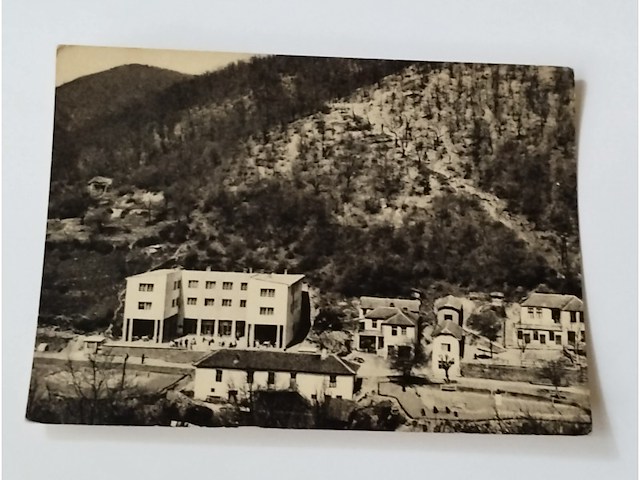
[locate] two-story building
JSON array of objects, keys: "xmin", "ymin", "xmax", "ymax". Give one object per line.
[
  {"xmin": 431, "ymin": 319, "xmax": 464, "ymax": 381},
  {"xmin": 122, "ymin": 268, "xmax": 305, "ymax": 349},
  {"xmin": 193, "ymin": 349, "xmax": 359, "ymax": 402},
  {"xmin": 355, "ymin": 303, "xmax": 418, "ymax": 359},
  {"xmin": 517, "ymin": 292, "xmax": 585, "ymax": 350}
]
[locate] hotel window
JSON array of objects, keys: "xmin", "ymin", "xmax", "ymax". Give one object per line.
[
  {"xmin": 536, "ymin": 308, "xmax": 543, "ymax": 318},
  {"xmin": 549, "ymin": 331, "xmax": 554, "ymax": 341},
  {"xmin": 139, "ymin": 283, "xmax": 154, "ymax": 292},
  {"xmin": 222, "ymin": 299, "xmax": 232, "ymax": 307},
  {"xmin": 311, "ymin": 394, "xmax": 317, "ymax": 400},
  {"xmin": 267, "ymin": 372, "xmax": 275, "ymax": 385},
  {"xmin": 527, "ymin": 307, "xmax": 534, "ymax": 318},
  {"xmin": 260, "ymin": 307, "xmax": 274, "ymax": 315},
  {"xmin": 533, "ymin": 331, "xmax": 539, "ymax": 341},
  {"xmin": 551, "ymin": 309, "xmax": 561, "ymax": 323},
  {"xmin": 371, "ymin": 320, "xmax": 378, "ymax": 329},
  {"xmin": 329, "ymin": 375, "xmax": 337, "ymax": 388},
  {"xmin": 219, "ymin": 321, "xmax": 232, "ymax": 336},
  {"xmin": 188, "ymin": 280, "xmax": 199, "ymax": 288},
  {"xmin": 570, "ymin": 311, "xmax": 577, "ymax": 323},
  {"xmin": 205, "ymin": 281, "xmax": 216, "ymax": 289},
  {"xmin": 240, "ymin": 282, "xmax": 248, "ymax": 291},
  {"xmin": 540, "ymin": 334, "xmax": 546, "ymax": 344},
  {"xmin": 555, "ymin": 336, "xmax": 562, "ymax": 345},
  {"xmin": 246, "ymin": 371, "xmax": 254, "ymax": 383},
  {"xmin": 391, "ymin": 326, "xmax": 398, "ymax": 336},
  {"xmin": 517, "ymin": 330, "xmax": 523, "ymax": 339},
  {"xmin": 222, "ymin": 282, "xmax": 233, "ymax": 290},
  {"xmin": 187, "ymin": 298, "xmax": 197, "ymax": 306},
  {"xmin": 444, "ymin": 313, "xmax": 453, "ymax": 321},
  {"xmin": 204, "ymin": 298, "xmax": 215, "ymax": 306},
  {"xmin": 240, "ymin": 300, "xmax": 247, "ymax": 308},
  {"xmin": 401, "ymin": 327, "xmax": 407, "ymax": 336},
  {"xmin": 443, "ymin": 343, "xmax": 451, "ymax": 352},
  {"xmin": 260, "ymin": 288, "xmax": 276, "ymax": 297},
  {"xmin": 215, "ymin": 370, "xmax": 223, "ymax": 382},
  {"xmin": 138, "ymin": 302, "xmax": 152, "ymax": 310},
  {"xmin": 290, "ymin": 372, "xmax": 297, "ymax": 381},
  {"xmin": 171, "ymin": 299, "xmax": 176, "ymax": 307}
]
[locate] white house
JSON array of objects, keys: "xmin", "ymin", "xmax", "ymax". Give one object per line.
[
  {"xmin": 517, "ymin": 293, "xmax": 585, "ymax": 350},
  {"xmin": 122, "ymin": 268, "xmax": 305, "ymax": 349},
  {"xmin": 193, "ymin": 349, "xmax": 359, "ymax": 402},
  {"xmin": 355, "ymin": 305, "xmax": 418, "ymax": 359},
  {"xmin": 431, "ymin": 320, "xmax": 463, "ymax": 381}
]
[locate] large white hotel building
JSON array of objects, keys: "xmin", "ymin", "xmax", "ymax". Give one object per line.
[{"xmin": 122, "ymin": 268, "xmax": 305, "ymax": 349}]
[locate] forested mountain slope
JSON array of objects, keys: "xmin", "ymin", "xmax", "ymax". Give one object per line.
[{"xmin": 39, "ymin": 55, "xmax": 581, "ymax": 332}]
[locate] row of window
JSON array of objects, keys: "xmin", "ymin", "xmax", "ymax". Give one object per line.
[
  {"xmin": 185, "ymin": 298, "xmax": 247, "ymax": 307},
  {"xmin": 359, "ymin": 322, "xmax": 408, "ymax": 336},
  {"xmin": 187, "ymin": 280, "xmax": 247, "ymax": 290},
  {"xmin": 214, "ymin": 370, "xmax": 337, "ymax": 387},
  {"xmin": 518, "ymin": 330, "xmax": 562, "ymax": 344},
  {"xmin": 139, "ymin": 283, "xmax": 154, "ymax": 292},
  {"xmin": 519, "ymin": 330, "xmax": 585, "ymax": 344},
  {"xmin": 139, "ymin": 299, "xmax": 274, "ymax": 313},
  {"xmin": 526, "ymin": 307, "xmax": 584, "ymax": 323}
]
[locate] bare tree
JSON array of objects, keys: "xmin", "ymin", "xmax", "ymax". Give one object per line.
[
  {"xmin": 539, "ymin": 358, "xmax": 569, "ymax": 397},
  {"xmin": 438, "ymin": 355, "xmax": 456, "ymax": 383}
]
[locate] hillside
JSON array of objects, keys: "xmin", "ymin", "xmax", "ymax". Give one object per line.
[
  {"xmin": 38, "ymin": 55, "xmax": 581, "ymax": 333},
  {"xmin": 54, "ymin": 64, "xmax": 190, "ymax": 132}
]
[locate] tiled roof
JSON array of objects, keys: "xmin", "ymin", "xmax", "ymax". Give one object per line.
[
  {"xmin": 365, "ymin": 306, "xmax": 401, "ymax": 320},
  {"xmin": 384, "ymin": 311, "xmax": 417, "ymax": 327},
  {"xmin": 432, "ymin": 320, "xmax": 464, "ymax": 340},
  {"xmin": 360, "ymin": 296, "xmax": 420, "ymax": 313},
  {"xmin": 521, "ymin": 293, "xmax": 583, "ymax": 311},
  {"xmin": 434, "ymin": 294, "xmax": 465, "ymax": 311},
  {"xmin": 194, "ymin": 349, "xmax": 357, "ymax": 376}
]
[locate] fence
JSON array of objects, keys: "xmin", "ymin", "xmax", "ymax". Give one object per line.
[{"xmin": 461, "ymin": 362, "xmax": 588, "ymax": 385}]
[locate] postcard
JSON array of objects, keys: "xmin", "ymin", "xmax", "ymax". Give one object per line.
[{"xmin": 27, "ymin": 45, "xmax": 590, "ymax": 434}]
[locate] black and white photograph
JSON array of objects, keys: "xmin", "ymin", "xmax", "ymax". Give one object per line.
[{"xmin": 27, "ymin": 45, "xmax": 592, "ymax": 434}]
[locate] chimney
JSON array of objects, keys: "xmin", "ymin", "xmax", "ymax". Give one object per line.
[
  {"xmin": 284, "ymin": 268, "xmax": 288, "ymax": 275},
  {"xmin": 205, "ymin": 266, "xmax": 211, "ymax": 272},
  {"xmin": 249, "ymin": 267, "xmax": 253, "ymax": 273},
  {"xmin": 320, "ymin": 348, "xmax": 329, "ymax": 360}
]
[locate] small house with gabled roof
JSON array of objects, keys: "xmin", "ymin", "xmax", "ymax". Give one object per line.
[
  {"xmin": 355, "ymin": 302, "xmax": 418, "ymax": 359},
  {"xmin": 431, "ymin": 320, "xmax": 464, "ymax": 381}
]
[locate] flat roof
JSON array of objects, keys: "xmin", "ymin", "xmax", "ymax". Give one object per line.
[{"xmin": 127, "ymin": 269, "xmax": 305, "ymax": 285}]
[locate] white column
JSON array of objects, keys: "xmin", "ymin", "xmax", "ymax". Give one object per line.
[
  {"xmin": 276, "ymin": 326, "xmax": 282, "ymax": 349},
  {"xmin": 158, "ymin": 319, "xmax": 164, "ymax": 343},
  {"xmin": 196, "ymin": 318, "xmax": 202, "ymax": 336},
  {"xmin": 127, "ymin": 318, "xmax": 134, "ymax": 342}
]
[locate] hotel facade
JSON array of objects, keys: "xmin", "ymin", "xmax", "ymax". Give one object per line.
[{"xmin": 122, "ymin": 268, "xmax": 305, "ymax": 349}]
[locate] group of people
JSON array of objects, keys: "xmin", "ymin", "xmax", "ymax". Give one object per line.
[{"xmin": 169, "ymin": 335, "xmax": 239, "ymax": 350}]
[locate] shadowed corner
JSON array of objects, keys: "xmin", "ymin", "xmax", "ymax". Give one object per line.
[{"xmin": 574, "ymin": 79, "xmax": 586, "ymax": 162}]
